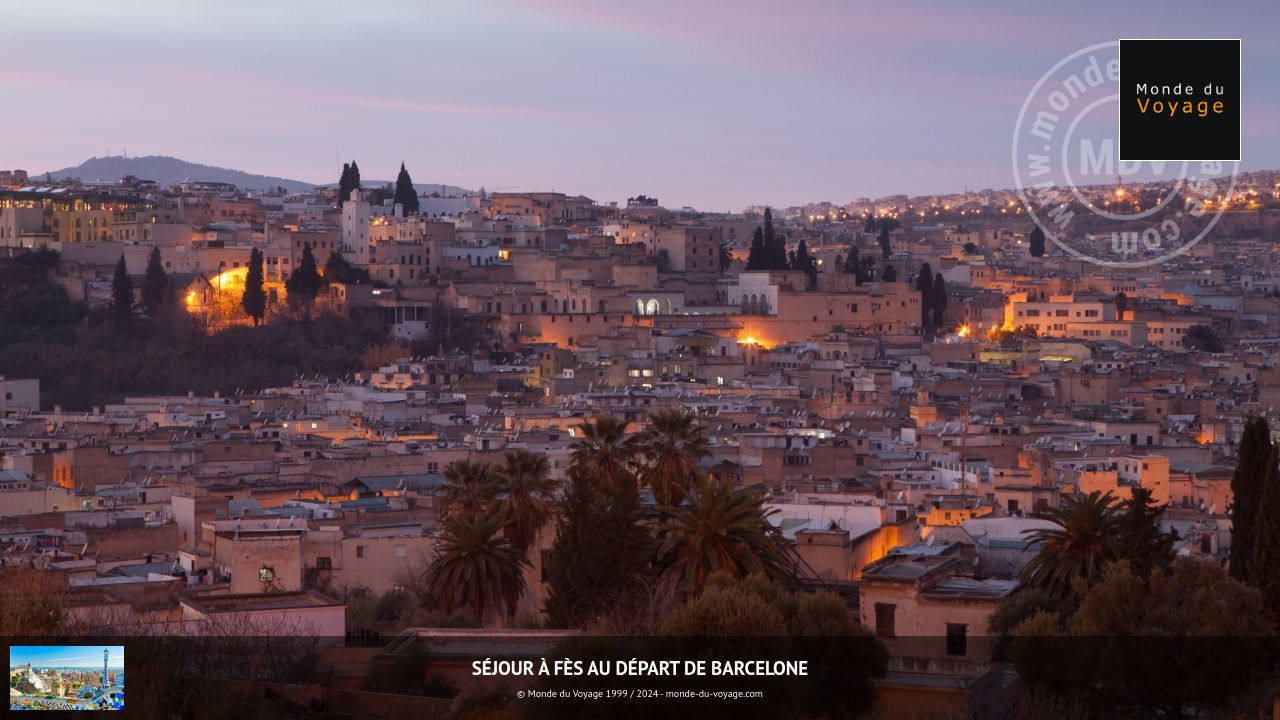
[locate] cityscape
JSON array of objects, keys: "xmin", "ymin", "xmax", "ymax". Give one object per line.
[
  {"xmin": 3, "ymin": 2, "xmax": 1280, "ymax": 720},
  {"xmin": 9, "ymin": 646, "xmax": 124, "ymax": 711}
]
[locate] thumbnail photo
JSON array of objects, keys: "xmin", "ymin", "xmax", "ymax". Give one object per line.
[{"xmin": 9, "ymin": 646, "xmax": 124, "ymax": 711}]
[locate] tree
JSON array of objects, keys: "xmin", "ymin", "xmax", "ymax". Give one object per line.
[
  {"xmin": 1114, "ymin": 291, "xmax": 1128, "ymax": 318},
  {"xmin": 567, "ymin": 416, "xmax": 637, "ymax": 496},
  {"xmin": 745, "ymin": 227, "xmax": 766, "ymax": 271},
  {"xmin": 544, "ymin": 470, "xmax": 653, "ymax": 628},
  {"xmin": 438, "ymin": 460, "xmax": 500, "ymax": 520},
  {"xmin": 931, "ymin": 273, "xmax": 948, "ymax": 328},
  {"xmin": 1011, "ymin": 560, "xmax": 1276, "ymax": 719},
  {"xmin": 635, "ymin": 409, "xmax": 709, "ymax": 508},
  {"xmin": 1020, "ymin": 491, "xmax": 1120, "ymax": 599},
  {"xmin": 1114, "ymin": 486, "xmax": 1177, "ymax": 578},
  {"xmin": 141, "ymin": 246, "xmax": 169, "ymax": 314},
  {"xmin": 323, "ymin": 250, "xmax": 371, "ymax": 285},
  {"xmin": 338, "ymin": 160, "xmax": 362, "ymax": 203},
  {"xmin": 656, "ymin": 478, "xmax": 790, "ymax": 594},
  {"xmin": 878, "ymin": 225, "xmax": 891, "ymax": 259},
  {"xmin": 424, "ymin": 510, "xmax": 528, "ymax": 622},
  {"xmin": 285, "ymin": 242, "xmax": 323, "ymax": 306},
  {"xmin": 495, "ymin": 449, "xmax": 556, "ymax": 554},
  {"xmin": 916, "ymin": 263, "xmax": 934, "ymax": 330},
  {"xmin": 1230, "ymin": 416, "xmax": 1271, "ymax": 582},
  {"xmin": 1252, "ymin": 443, "xmax": 1280, "ymax": 617},
  {"xmin": 1183, "ymin": 324, "xmax": 1224, "ymax": 352},
  {"xmin": 241, "ymin": 247, "xmax": 266, "ymax": 326},
  {"xmin": 718, "ymin": 243, "xmax": 733, "ymax": 273},
  {"xmin": 963, "ymin": 241, "xmax": 978, "ymax": 254},
  {"xmin": 393, "ymin": 162, "xmax": 420, "ymax": 215},
  {"xmin": 881, "ymin": 263, "xmax": 897, "ymax": 282},
  {"xmin": 763, "ymin": 207, "xmax": 786, "ymax": 270},
  {"xmin": 109, "ymin": 254, "xmax": 133, "ymax": 322},
  {"xmin": 1029, "ymin": 225, "xmax": 1046, "ymax": 257}
]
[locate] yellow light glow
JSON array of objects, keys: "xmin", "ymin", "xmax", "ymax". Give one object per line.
[{"xmin": 957, "ymin": 324, "xmax": 971, "ymax": 338}]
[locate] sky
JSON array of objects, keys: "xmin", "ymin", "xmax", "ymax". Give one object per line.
[
  {"xmin": 10, "ymin": 646, "xmax": 124, "ymax": 669},
  {"xmin": 3, "ymin": 0, "xmax": 1277, "ymax": 210}
]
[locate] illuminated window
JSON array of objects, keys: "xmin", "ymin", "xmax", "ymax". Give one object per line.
[{"xmin": 259, "ymin": 566, "xmax": 275, "ymax": 582}]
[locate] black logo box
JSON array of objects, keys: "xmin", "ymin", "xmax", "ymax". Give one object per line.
[{"xmin": 1119, "ymin": 39, "xmax": 1241, "ymax": 162}]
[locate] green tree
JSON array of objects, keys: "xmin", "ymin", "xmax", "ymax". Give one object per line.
[
  {"xmin": 656, "ymin": 478, "xmax": 790, "ymax": 593},
  {"xmin": 1114, "ymin": 486, "xmax": 1177, "ymax": 578},
  {"xmin": 1029, "ymin": 225, "xmax": 1046, "ymax": 257},
  {"xmin": 393, "ymin": 162, "xmax": 420, "ymax": 215},
  {"xmin": 635, "ymin": 409, "xmax": 709, "ymax": 508},
  {"xmin": 285, "ymin": 242, "xmax": 323, "ymax": 306},
  {"xmin": 931, "ymin": 273, "xmax": 948, "ymax": 328},
  {"xmin": 1115, "ymin": 291, "xmax": 1128, "ymax": 317},
  {"xmin": 544, "ymin": 471, "xmax": 653, "ymax": 628},
  {"xmin": 916, "ymin": 263, "xmax": 934, "ymax": 329},
  {"xmin": 323, "ymin": 250, "xmax": 371, "ymax": 285},
  {"xmin": 567, "ymin": 416, "xmax": 637, "ymax": 496},
  {"xmin": 745, "ymin": 227, "xmax": 766, "ymax": 271},
  {"xmin": 495, "ymin": 449, "xmax": 557, "ymax": 554},
  {"xmin": 424, "ymin": 510, "xmax": 527, "ymax": 622},
  {"xmin": 141, "ymin": 246, "xmax": 169, "ymax": 314},
  {"xmin": 438, "ymin": 460, "xmax": 500, "ymax": 520},
  {"xmin": 1231, "ymin": 416, "xmax": 1271, "ymax": 582},
  {"xmin": 1252, "ymin": 443, "xmax": 1280, "ymax": 617},
  {"xmin": 338, "ymin": 160, "xmax": 362, "ymax": 203},
  {"xmin": 1183, "ymin": 324, "xmax": 1224, "ymax": 352},
  {"xmin": 1020, "ymin": 491, "xmax": 1120, "ymax": 599},
  {"xmin": 881, "ymin": 263, "xmax": 897, "ymax": 282},
  {"xmin": 963, "ymin": 241, "xmax": 978, "ymax": 254},
  {"xmin": 109, "ymin": 254, "xmax": 133, "ymax": 322},
  {"xmin": 241, "ymin": 247, "xmax": 266, "ymax": 326},
  {"xmin": 1011, "ymin": 560, "xmax": 1276, "ymax": 719},
  {"xmin": 878, "ymin": 225, "xmax": 891, "ymax": 259}
]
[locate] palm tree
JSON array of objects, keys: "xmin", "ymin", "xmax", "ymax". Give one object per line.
[
  {"xmin": 656, "ymin": 478, "xmax": 789, "ymax": 593},
  {"xmin": 1020, "ymin": 490, "xmax": 1121, "ymax": 599},
  {"xmin": 496, "ymin": 448, "xmax": 557, "ymax": 553},
  {"xmin": 568, "ymin": 416, "xmax": 637, "ymax": 496},
  {"xmin": 425, "ymin": 510, "xmax": 528, "ymax": 622},
  {"xmin": 636, "ymin": 409, "xmax": 710, "ymax": 507},
  {"xmin": 438, "ymin": 460, "xmax": 499, "ymax": 519}
]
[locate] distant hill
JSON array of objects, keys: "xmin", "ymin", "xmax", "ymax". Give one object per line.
[
  {"xmin": 43, "ymin": 156, "xmax": 315, "ymax": 193},
  {"xmin": 42, "ymin": 155, "xmax": 473, "ymax": 196}
]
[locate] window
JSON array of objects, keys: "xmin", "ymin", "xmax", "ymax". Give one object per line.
[
  {"xmin": 874, "ymin": 603, "xmax": 896, "ymax": 638},
  {"xmin": 356, "ymin": 545, "xmax": 366, "ymax": 559},
  {"xmin": 316, "ymin": 556, "xmax": 332, "ymax": 570},
  {"xmin": 946, "ymin": 623, "xmax": 968, "ymax": 656},
  {"xmin": 259, "ymin": 566, "xmax": 275, "ymax": 583}
]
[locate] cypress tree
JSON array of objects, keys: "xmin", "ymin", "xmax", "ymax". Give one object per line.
[
  {"xmin": 763, "ymin": 208, "xmax": 784, "ymax": 270},
  {"xmin": 544, "ymin": 475, "xmax": 653, "ymax": 628},
  {"xmin": 746, "ymin": 227, "xmax": 765, "ymax": 271},
  {"xmin": 393, "ymin": 162, "xmax": 420, "ymax": 215},
  {"xmin": 932, "ymin": 274, "xmax": 948, "ymax": 327},
  {"xmin": 285, "ymin": 242, "xmax": 323, "ymax": 306},
  {"xmin": 349, "ymin": 160, "xmax": 361, "ymax": 195},
  {"xmin": 141, "ymin": 245, "xmax": 169, "ymax": 314},
  {"xmin": 917, "ymin": 263, "xmax": 934, "ymax": 330},
  {"xmin": 1231, "ymin": 417, "xmax": 1272, "ymax": 582},
  {"xmin": 878, "ymin": 225, "xmax": 891, "ymax": 259},
  {"xmin": 242, "ymin": 247, "xmax": 266, "ymax": 326},
  {"xmin": 882, "ymin": 263, "xmax": 898, "ymax": 282},
  {"xmin": 338, "ymin": 162, "xmax": 352, "ymax": 203},
  {"xmin": 109, "ymin": 254, "xmax": 133, "ymax": 321},
  {"xmin": 1029, "ymin": 226, "xmax": 1046, "ymax": 257},
  {"xmin": 1254, "ymin": 443, "xmax": 1280, "ymax": 617}
]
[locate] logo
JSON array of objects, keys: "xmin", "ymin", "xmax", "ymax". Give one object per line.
[{"xmin": 1012, "ymin": 41, "xmax": 1240, "ymax": 267}]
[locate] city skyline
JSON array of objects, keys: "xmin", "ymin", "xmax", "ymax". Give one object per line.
[
  {"xmin": 6, "ymin": 0, "xmax": 1279, "ymax": 210},
  {"xmin": 9, "ymin": 646, "xmax": 125, "ymax": 669}
]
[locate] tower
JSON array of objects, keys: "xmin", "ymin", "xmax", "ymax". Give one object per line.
[{"xmin": 102, "ymin": 647, "xmax": 108, "ymax": 688}]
